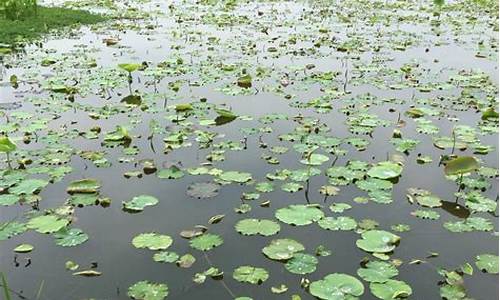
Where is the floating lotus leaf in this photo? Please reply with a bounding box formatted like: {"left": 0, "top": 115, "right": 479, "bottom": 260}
{"left": 128, "top": 281, "right": 168, "bottom": 300}
{"left": 233, "top": 266, "right": 269, "bottom": 284}
{"left": 444, "top": 156, "right": 479, "bottom": 176}
{"left": 0, "top": 136, "right": 16, "bottom": 153}
{"left": 255, "top": 182, "right": 274, "bottom": 193}
{"left": 475, "top": 254, "right": 498, "bottom": 274}
{"left": 369, "top": 279, "right": 412, "bottom": 299}
{"left": 186, "top": 182, "right": 220, "bottom": 199}
{"left": 444, "top": 217, "right": 493, "bottom": 233}
{"left": 53, "top": 228, "right": 89, "bottom": 247}
{"left": 275, "top": 204, "right": 324, "bottom": 226}
{"left": 118, "top": 63, "right": 141, "bottom": 73}
{"left": 157, "top": 166, "right": 184, "bottom": 179}
{"left": 309, "top": 273, "right": 365, "bottom": 299}
{"left": 68, "top": 193, "right": 99, "bottom": 206}
{"left": 67, "top": 179, "right": 100, "bottom": 194}
{"left": 415, "top": 194, "right": 442, "bottom": 208}
{"left": 132, "top": 233, "right": 173, "bottom": 250}
{"left": 357, "top": 261, "right": 398, "bottom": 283}
{"left": 10, "top": 179, "right": 48, "bottom": 195}
{"left": 285, "top": 253, "right": 318, "bottom": 274}
{"left": 123, "top": 195, "right": 159, "bottom": 212}
{"left": 27, "top": 215, "right": 69, "bottom": 233}
{"left": 411, "top": 209, "right": 440, "bottom": 220}
{"left": 440, "top": 284, "right": 467, "bottom": 300}
{"left": 0, "top": 221, "right": 26, "bottom": 240}
{"left": 356, "top": 230, "right": 400, "bottom": 253}
{"left": 262, "top": 238, "right": 305, "bottom": 260}
{"left": 464, "top": 191, "right": 497, "bottom": 213}
{"left": 14, "top": 243, "right": 34, "bottom": 253}
{"left": 104, "top": 125, "right": 131, "bottom": 142}
{"left": 300, "top": 153, "right": 329, "bottom": 166}
{"left": 235, "top": 219, "right": 280, "bottom": 236}
{"left": 0, "top": 194, "right": 19, "bottom": 206}
{"left": 367, "top": 162, "right": 403, "bottom": 179}
{"left": 73, "top": 270, "right": 102, "bottom": 277}
{"left": 281, "top": 182, "right": 303, "bottom": 193}
{"left": 177, "top": 253, "right": 196, "bottom": 268}
{"left": 153, "top": 251, "right": 179, "bottom": 263}
{"left": 189, "top": 233, "right": 223, "bottom": 251}
{"left": 329, "top": 203, "right": 352, "bottom": 213}
{"left": 237, "top": 74, "right": 252, "bottom": 88}
{"left": 318, "top": 216, "right": 357, "bottom": 231}
{"left": 218, "top": 171, "right": 252, "bottom": 183}
{"left": 319, "top": 185, "right": 340, "bottom": 196}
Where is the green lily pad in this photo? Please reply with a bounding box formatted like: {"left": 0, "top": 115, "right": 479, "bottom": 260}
{"left": 54, "top": 228, "right": 89, "bottom": 247}
{"left": 262, "top": 238, "right": 305, "bottom": 261}
{"left": 0, "top": 221, "right": 26, "bottom": 240}
{"left": 132, "top": 233, "right": 173, "bottom": 250}
{"left": 309, "top": 273, "right": 365, "bottom": 299}
{"left": 233, "top": 266, "right": 269, "bottom": 284}
{"left": 67, "top": 179, "right": 101, "bottom": 194}
{"left": 157, "top": 166, "right": 184, "bottom": 179}
{"left": 0, "top": 136, "right": 16, "bottom": 153}
{"left": 14, "top": 243, "right": 34, "bottom": 253}
{"left": 0, "top": 194, "right": 19, "bottom": 206}
{"left": 189, "top": 233, "right": 223, "bottom": 251}
{"left": 275, "top": 204, "right": 324, "bottom": 226}
{"left": 27, "top": 215, "right": 69, "bottom": 233}
{"left": 318, "top": 216, "right": 357, "bottom": 231}
{"left": 10, "top": 179, "right": 48, "bottom": 195}
{"left": 367, "top": 162, "right": 403, "bottom": 179}
{"left": 475, "top": 254, "right": 499, "bottom": 274}
{"left": 357, "top": 261, "right": 398, "bottom": 283}
{"left": 219, "top": 171, "right": 252, "bottom": 183}
{"left": 369, "top": 279, "right": 412, "bottom": 299}
{"left": 118, "top": 63, "right": 141, "bottom": 73}
{"left": 153, "top": 251, "right": 179, "bottom": 263}
{"left": 128, "top": 281, "right": 168, "bottom": 300}
{"left": 285, "top": 253, "right": 318, "bottom": 274}
{"left": 235, "top": 219, "right": 280, "bottom": 236}
{"left": 416, "top": 194, "right": 442, "bottom": 208}
{"left": 444, "top": 156, "right": 479, "bottom": 176}
{"left": 356, "top": 230, "right": 400, "bottom": 253}
{"left": 300, "top": 153, "right": 330, "bottom": 166}
{"left": 123, "top": 195, "right": 159, "bottom": 212}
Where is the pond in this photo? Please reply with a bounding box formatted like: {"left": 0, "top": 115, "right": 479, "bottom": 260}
{"left": 0, "top": 0, "right": 498, "bottom": 299}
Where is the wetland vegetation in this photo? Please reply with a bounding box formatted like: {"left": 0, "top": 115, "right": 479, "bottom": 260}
{"left": 0, "top": 0, "right": 498, "bottom": 299}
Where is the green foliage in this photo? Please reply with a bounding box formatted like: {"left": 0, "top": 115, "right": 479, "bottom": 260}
{"left": 0, "top": 6, "right": 105, "bottom": 45}
{"left": 0, "top": 0, "right": 37, "bottom": 21}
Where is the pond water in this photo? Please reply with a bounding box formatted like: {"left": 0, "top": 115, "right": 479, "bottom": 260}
{"left": 0, "top": 0, "right": 498, "bottom": 299}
